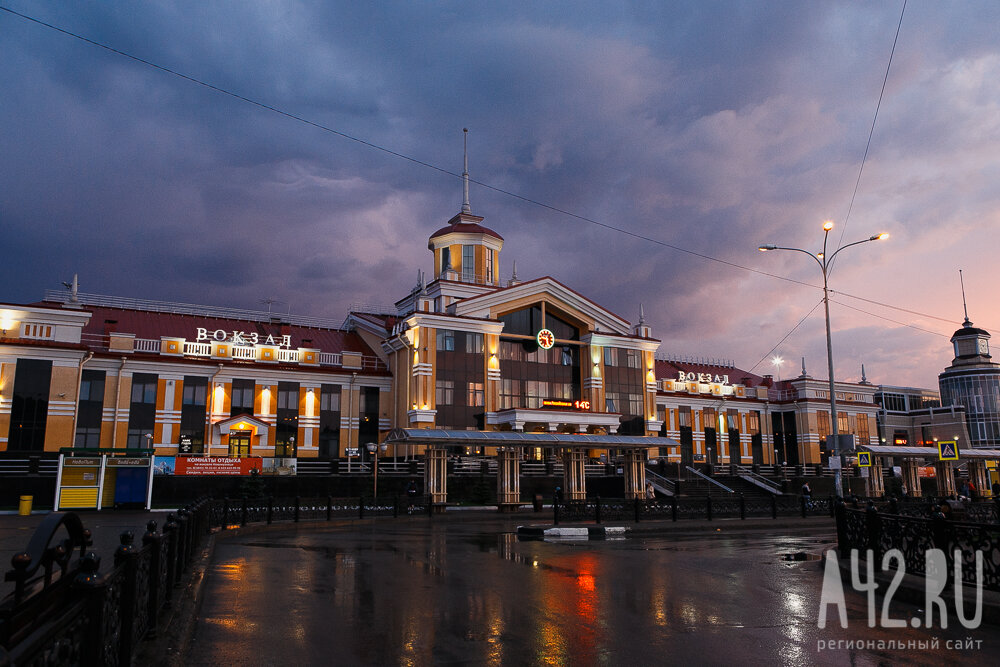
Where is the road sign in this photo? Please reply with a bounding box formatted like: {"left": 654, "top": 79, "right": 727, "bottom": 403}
{"left": 938, "top": 440, "right": 958, "bottom": 461}
{"left": 857, "top": 452, "right": 872, "bottom": 467}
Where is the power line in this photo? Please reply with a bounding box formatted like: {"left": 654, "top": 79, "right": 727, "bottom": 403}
{"left": 831, "top": 0, "right": 907, "bottom": 270}
{"left": 746, "top": 299, "right": 824, "bottom": 376}
{"left": 3, "top": 4, "right": 981, "bottom": 337}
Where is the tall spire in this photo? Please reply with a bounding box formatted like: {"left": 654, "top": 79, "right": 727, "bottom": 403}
{"left": 461, "top": 128, "right": 471, "bottom": 214}
{"left": 960, "top": 269, "right": 972, "bottom": 327}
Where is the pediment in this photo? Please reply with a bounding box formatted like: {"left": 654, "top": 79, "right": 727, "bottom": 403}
{"left": 452, "top": 276, "right": 632, "bottom": 335}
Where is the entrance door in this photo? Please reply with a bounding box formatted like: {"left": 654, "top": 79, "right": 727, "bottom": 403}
{"left": 229, "top": 431, "right": 251, "bottom": 458}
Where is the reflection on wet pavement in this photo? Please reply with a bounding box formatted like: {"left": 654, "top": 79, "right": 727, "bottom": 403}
{"left": 185, "top": 520, "right": 995, "bottom": 666}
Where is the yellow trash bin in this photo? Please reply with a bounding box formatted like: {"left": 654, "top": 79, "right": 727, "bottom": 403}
{"left": 18, "top": 495, "right": 33, "bottom": 516}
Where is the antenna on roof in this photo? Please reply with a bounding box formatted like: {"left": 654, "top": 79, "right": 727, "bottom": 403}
{"left": 61, "top": 274, "right": 79, "bottom": 303}
{"left": 960, "top": 269, "right": 972, "bottom": 326}
{"left": 259, "top": 298, "right": 285, "bottom": 316}
{"left": 461, "top": 128, "right": 471, "bottom": 214}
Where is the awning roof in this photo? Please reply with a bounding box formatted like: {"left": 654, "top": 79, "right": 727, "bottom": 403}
{"left": 859, "top": 445, "right": 1000, "bottom": 459}
{"left": 385, "top": 428, "right": 681, "bottom": 449}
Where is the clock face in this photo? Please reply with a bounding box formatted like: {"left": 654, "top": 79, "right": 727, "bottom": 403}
{"left": 536, "top": 328, "right": 555, "bottom": 349}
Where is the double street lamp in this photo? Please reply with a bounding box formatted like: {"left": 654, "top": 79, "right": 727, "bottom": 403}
{"left": 759, "top": 221, "right": 888, "bottom": 498}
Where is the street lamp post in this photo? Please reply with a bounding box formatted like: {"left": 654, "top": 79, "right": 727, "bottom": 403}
{"left": 366, "top": 441, "right": 388, "bottom": 501}
{"left": 760, "top": 222, "right": 888, "bottom": 498}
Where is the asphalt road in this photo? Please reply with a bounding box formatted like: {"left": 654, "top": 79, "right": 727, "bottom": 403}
{"left": 183, "top": 517, "right": 997, "bottom": 666}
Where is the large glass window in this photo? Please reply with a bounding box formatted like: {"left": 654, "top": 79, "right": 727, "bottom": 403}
{"left": 319, "top": 384, "right": 341, "bottom": 458}
{"left": 462, "top": 245, "right": 475, "bottom": 282}
{"left": 275, "top": 382, "right": 299, "bottom": 456}
{"left": 230, "top": 379, "right": 255, "bottom": 416}
{"left": 436, "top": 330, "right": 487, "bottom": 429}
{"left": 179, "top": 376, "right": 207, "bottom": 453}
{"left": 437, "top": 329, "right": 455, "bottom": 351}
{"left": 436, "top": 380, "right": 454, "bottom": 405}
{"left": 9, "top": 359, "right": 52, "bottom": 451}
{"left": 75, "top": 369, "right": 105, "bottom": 448}
{"left": 126, "top": 373, "right": 158, "bottom": 449}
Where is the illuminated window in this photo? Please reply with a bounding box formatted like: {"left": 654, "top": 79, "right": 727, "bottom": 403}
{"left": 462, "top": 245, "right": 475, "bottom": 282}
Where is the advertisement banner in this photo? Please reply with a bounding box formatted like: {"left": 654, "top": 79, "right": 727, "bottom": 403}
{"left": 262, "top": 458, "right": 298, "bottom": 476}
{"left": 174, "top": 457, "right": 263, "bottom": 476}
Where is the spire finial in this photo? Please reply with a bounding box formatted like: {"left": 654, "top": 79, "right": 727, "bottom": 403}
{"left": 960, "top": 269, "right": 972, "bottom": 327}
{"left": 861, "top": 363, "right": 868, "bottom": 384}
{"left": 801, "top": 357, "right": 807, "bottom": 377}
{"left": 461, "top": 128, "right": 471, "bottom": 215}
{"left": 639, "top": 303, "right": 646, "bottom": 325}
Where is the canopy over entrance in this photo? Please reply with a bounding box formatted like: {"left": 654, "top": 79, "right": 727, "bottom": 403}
{"left": 384, "top": 428, "right": 681, "bottom": 450}
{"left": 384, "top": 429, "right": 680, "bottom": 508}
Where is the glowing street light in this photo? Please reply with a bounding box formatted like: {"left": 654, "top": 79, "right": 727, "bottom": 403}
{"left": 759, "top": 221, "right": 889, "bottom": 498}
{"left": 771, "top": 355, "right": 784, "bottom": 382}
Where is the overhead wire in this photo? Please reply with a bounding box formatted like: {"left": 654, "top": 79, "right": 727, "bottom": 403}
{"left": 3, "top": 2, "right": 984, "bottom": 347}
{"left": 830, "top": 0, "right": 907, "bottom": 273}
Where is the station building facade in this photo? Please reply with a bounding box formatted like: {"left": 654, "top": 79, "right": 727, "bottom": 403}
{"left": 0, "top": 198, "right": 882, "bottom": 471}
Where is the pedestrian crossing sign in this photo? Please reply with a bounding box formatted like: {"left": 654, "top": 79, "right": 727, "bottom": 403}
{"left": 857, "top": 452, "right": 872, "bottom": 467}
{"left": 938, "top": 440, "right": 958, "bottom": 461}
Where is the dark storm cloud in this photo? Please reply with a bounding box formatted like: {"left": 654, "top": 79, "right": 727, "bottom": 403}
{"left": 3, "top": 0, "right": 1000, "bottom": 387}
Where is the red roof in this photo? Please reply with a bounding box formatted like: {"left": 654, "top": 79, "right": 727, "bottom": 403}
{"left": 76, "top": 305, "right": 377, "bottom": 356}
{"left": 428, "top": 212, "right": 503, "bottom": 244}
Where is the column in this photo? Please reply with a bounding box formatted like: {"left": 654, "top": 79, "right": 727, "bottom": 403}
{"left": 969, "top": 459, "right": 989, "bottom": 498}
{"left": 496, "top": 447, "right": 521, "bottom": 511}
{"left": 934, "top": 460, "right": 956, "bottom": 497}
{"left": 901, "top": 459, "right": 922, "bottom": 498}
{"left": 425, "top": 447, "right": 448, "bottom": 508}
{"left": 561, "top": 448, "right": 587, "bottom": 501}
{"left": 623, "top": 448, "right": 645, "bottom": 500}
{"left": 865, "top": 458, "right": 885, "bottom": 498}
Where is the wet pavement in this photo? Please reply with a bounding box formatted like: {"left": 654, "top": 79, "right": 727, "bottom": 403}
{"left": 185, "top": 516, "right": 997, "bottom": 666}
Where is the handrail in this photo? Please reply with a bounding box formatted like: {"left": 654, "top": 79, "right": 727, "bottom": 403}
{"left": 644, "top": 469, "right": 676, "bottom": 496}
{"left": 734, "top": 465, "right": 782, "bottom": 495}
{"left": 684, "top": 466, "right": 734, "bottom": 493}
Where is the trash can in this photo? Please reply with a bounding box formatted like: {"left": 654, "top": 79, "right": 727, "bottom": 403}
{"left": 533, "top": 494, "right": 543, "bottom": 512}
{"left": 19, "top": 495, "right": 33, "bottom": 516}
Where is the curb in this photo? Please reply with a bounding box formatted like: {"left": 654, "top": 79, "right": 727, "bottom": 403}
{"left": 517, "top": 524, "right": 629, "bottom": 539}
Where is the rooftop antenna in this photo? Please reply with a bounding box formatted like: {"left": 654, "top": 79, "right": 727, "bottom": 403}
{"left": 259, "top": 298, "right": 285, "bottom": 316}
{"left": 461, "top": 128, "right": 472, "bottom": 214}
{"left": 60, "top": 274, "right": 80, "bottom": 303}
{"left": 960, "top": 269, "right": 972, "bottom": 326}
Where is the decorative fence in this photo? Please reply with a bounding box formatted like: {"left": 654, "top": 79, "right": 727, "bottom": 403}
{"left": 208, "top": 495, "right": 434, "bottom": 528}
{"left": 553, "top": 494, "right": 837, "bottom": 524}
{"left": 0, "top": 499, "right": 210, "bottom": 666}
{"left": 835, "top": 503, "right": 1000, "bottom": 592}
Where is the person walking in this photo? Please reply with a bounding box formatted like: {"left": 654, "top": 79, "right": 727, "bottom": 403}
{"left": 645, "top": 482, "right": 655, "bottom": 500}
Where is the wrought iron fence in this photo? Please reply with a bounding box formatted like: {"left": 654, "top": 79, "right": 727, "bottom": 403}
{"left": 0, "top": 499, "right": 210, "bottom": 666}
{"left": 552, "top": 494, "right": 839, "bottom": 524}
{"left": 208, "top": 495, "right": 434, "bottom": 528}
{"left": 835, "top": 504, "right": 1000, "bottom": 592}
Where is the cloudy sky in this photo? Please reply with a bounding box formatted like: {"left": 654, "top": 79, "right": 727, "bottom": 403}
{"left": 3, "top": 1, "right": 999, "bottom": 389}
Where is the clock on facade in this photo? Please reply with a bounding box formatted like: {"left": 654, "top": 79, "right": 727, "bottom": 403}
{"left": 536, "top": 328, "right": 555, "bottom": 349}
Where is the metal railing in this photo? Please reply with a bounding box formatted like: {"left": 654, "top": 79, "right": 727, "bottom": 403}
{"left": 685, "top": 466, "right": 734, "bottom": 493}
{"left": 644, "top": 469, "right": 676, "bottom": 496}
{"left": 836, "top": 502, "right": 1000, "bottom": 592}
{"left": 0, "top": 499, "right": 210, "bottom": 666}
{"left": 553, "top": 493, "right": 836, "bottom": 524}
{"left": 733, "top": 465, "right": 782, "bottom": 495}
